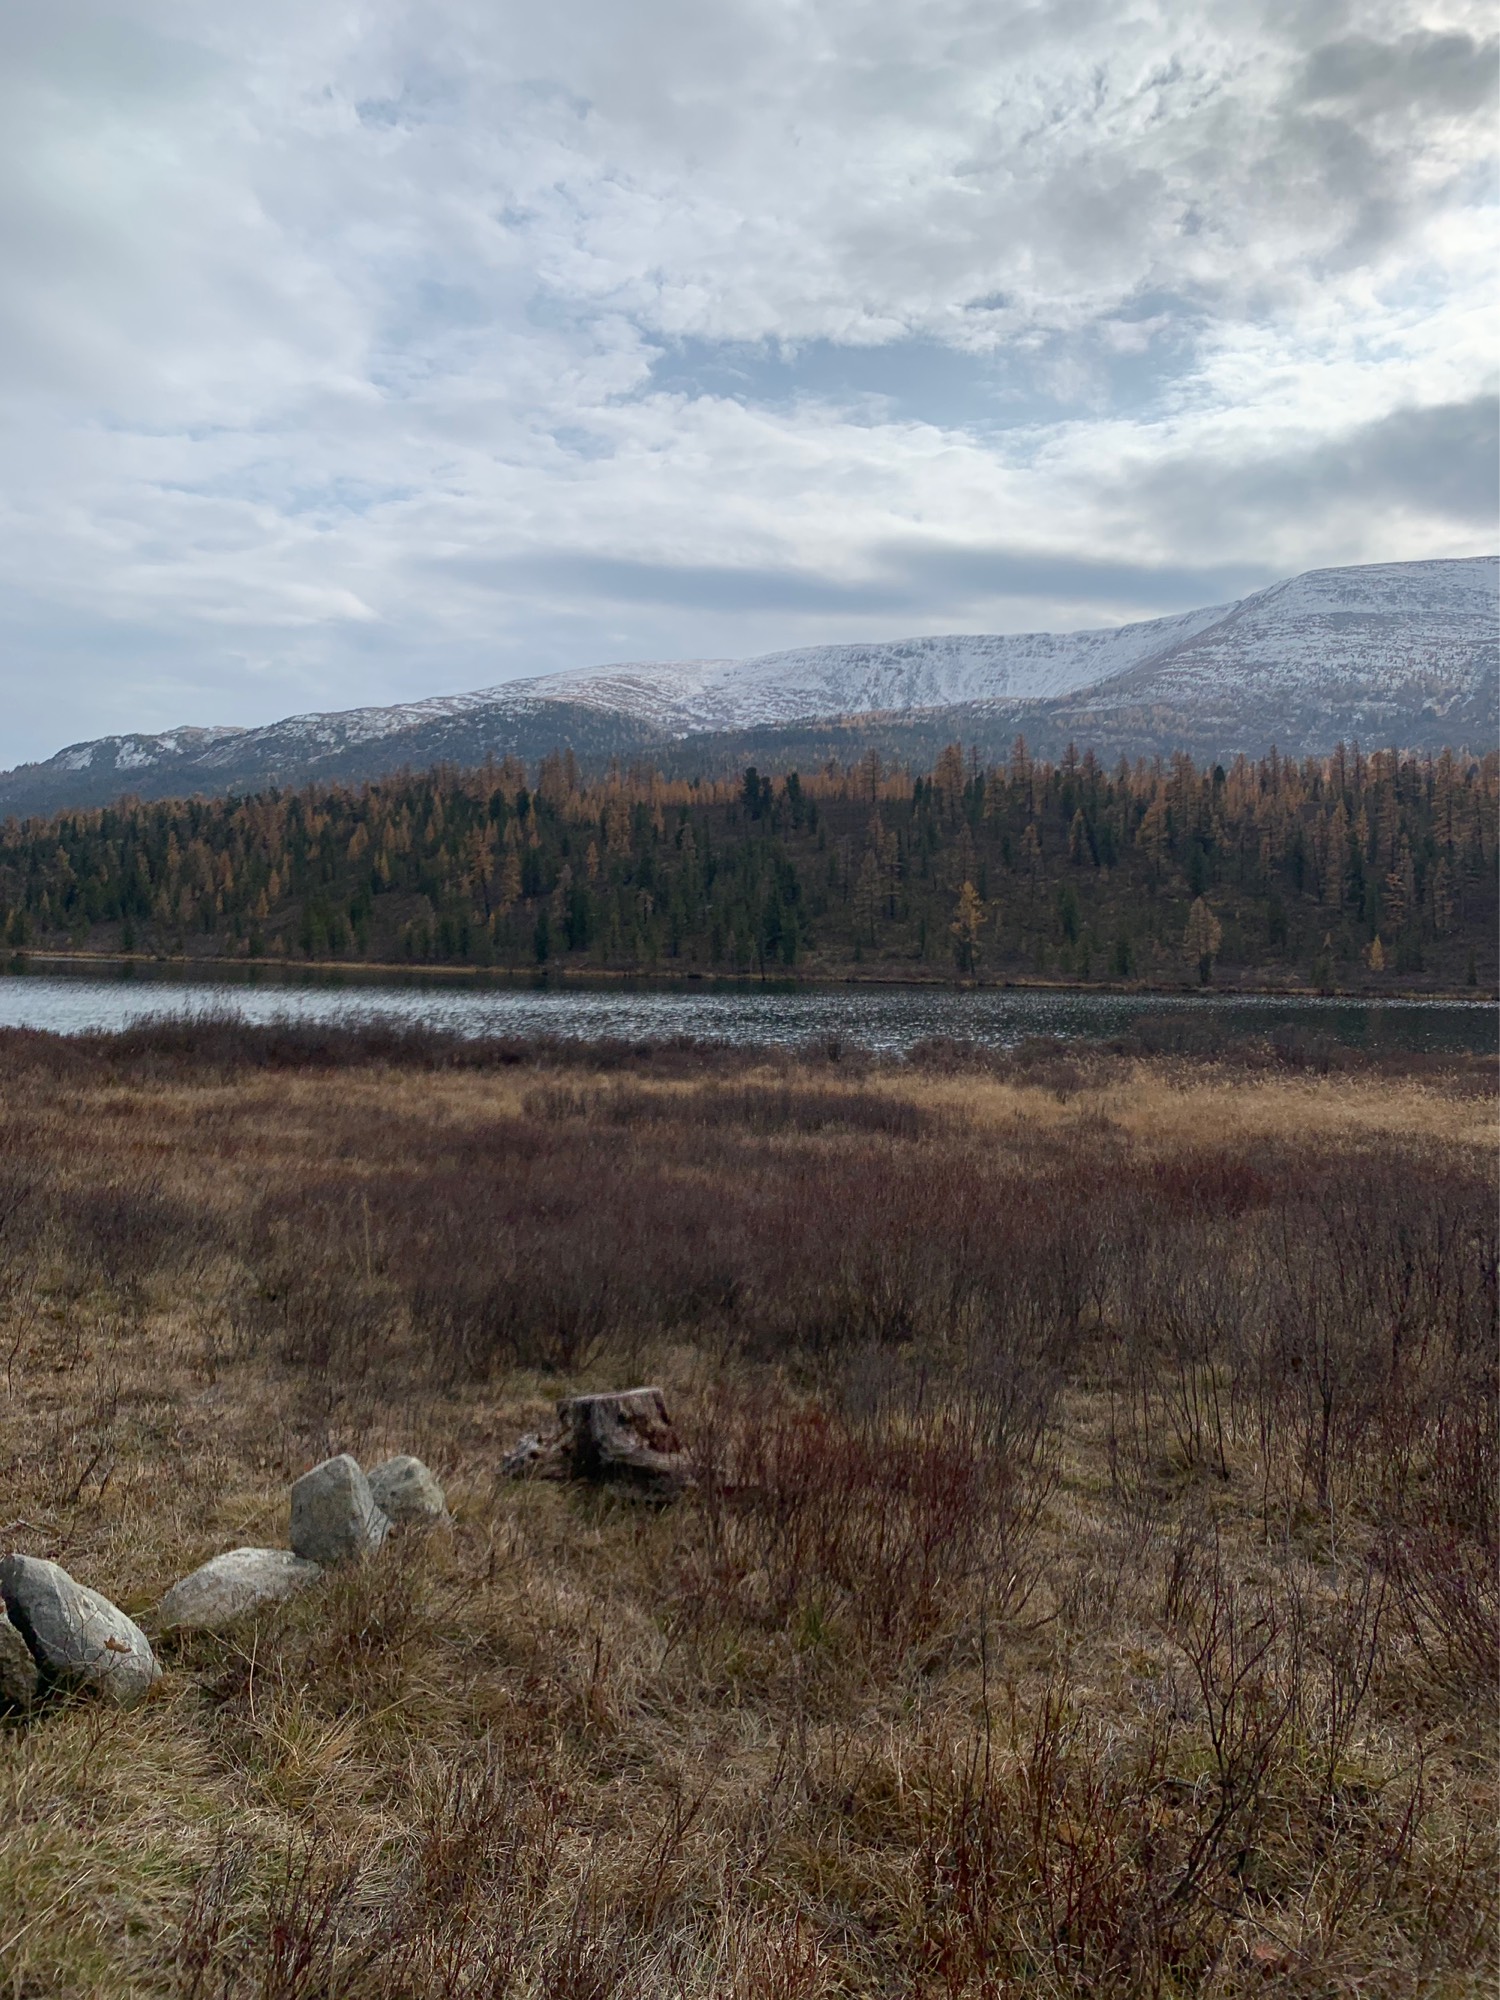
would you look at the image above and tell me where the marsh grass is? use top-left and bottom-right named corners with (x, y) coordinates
top-left (0, 1022), bottom-right (1493, 1996)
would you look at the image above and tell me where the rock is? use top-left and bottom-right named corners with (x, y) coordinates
top-left (367, 1456), bottom-right (447, 1528)
top-left (556, 1388), bottom-right (691, 1495)
top-left (289, 1454), bottom-right (390, 1564)
top-left (157, 1548), bottom-right (322, 1632)
top-left (0, 1603), bottom-right (38, 1710)
top-left (0, 1553), bottom-right (160, 1707)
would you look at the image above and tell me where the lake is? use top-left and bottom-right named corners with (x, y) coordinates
top-left (0, 963), bottom-right (1492, 1055)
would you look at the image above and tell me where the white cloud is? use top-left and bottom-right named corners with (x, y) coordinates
top-left (0, 0), bottom-right (1493, 762)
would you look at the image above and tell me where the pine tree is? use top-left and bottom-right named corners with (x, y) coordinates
top-left (1430, 856), bottom-right (1455, 935)
top-left (853, 851), bottom-right (882, 947)
top-left (1383, 836), bottom-right (1416, 934)
top-left (933, 743), bottom-right (966, 820)
top-left (497, 847), bottom-right (522, 914)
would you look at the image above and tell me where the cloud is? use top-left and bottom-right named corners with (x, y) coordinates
top-left (1298, 29), bottom-right (1498, 118)
top-left (1305, 395), bottom-right (1499, 522)
top-left (0, 0), bottom-right (1493, 763)
top-left (451, 546), bottom-right (1267, 622)
top-left (1110, 396), bottom-right (1500, 548)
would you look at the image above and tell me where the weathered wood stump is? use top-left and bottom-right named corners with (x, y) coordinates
top-left (558, 1387), bottom-right (685, 1486)
top-left (501, 1388), bottom-right (690, 1494)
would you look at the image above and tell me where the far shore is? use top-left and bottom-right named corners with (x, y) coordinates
top-left (4, 946), bottom-right (1493, 1006)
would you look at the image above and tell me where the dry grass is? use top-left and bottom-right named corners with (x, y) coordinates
top-left (0, 1023), bottom-right (1494, 1997)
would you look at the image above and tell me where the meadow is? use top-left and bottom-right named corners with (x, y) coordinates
top-left (0, 1019), bottom-right (1494, 1997)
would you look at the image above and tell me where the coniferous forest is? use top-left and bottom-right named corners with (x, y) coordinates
top-left (0, 741), bottom-right (1494, 989)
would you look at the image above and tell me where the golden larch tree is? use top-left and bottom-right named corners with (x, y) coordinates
top-left (950, 879), bottom-right (986, 974)
top-left (1183, 897), bottom-right (1223, 983)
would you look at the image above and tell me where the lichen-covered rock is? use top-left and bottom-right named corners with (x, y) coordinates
top-left (157, 1548), bottom-right (322, 1632)
top-left (289, 1454), bottom-right (389, 1564)
top-left (0, 1554), bottom-right (160, 1707)
top-left (367, 1456), bottom-right (447, 1528)
top-left (0, 1603), bottom-right (38, 1710)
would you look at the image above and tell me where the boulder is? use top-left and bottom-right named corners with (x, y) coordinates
top-left (367, 1456), bottom-right (447, 1528)
top-left (0, 1603), bottom-right (38, 1710)
top-left (289, 1454), bottom-right (390, 1565)
top-left (157, 1548), bottom-right (322, 1633)
top-left (0, 1553), bottom-right (160, 1707)
top-left (556, 1388), bottom-right (690, 1495)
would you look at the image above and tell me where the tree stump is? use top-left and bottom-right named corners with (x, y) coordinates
top-left (556, 1388), bottom-right (689, 1495)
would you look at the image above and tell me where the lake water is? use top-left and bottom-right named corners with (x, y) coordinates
top-left (0, 963), bottom-right (1493, 1056)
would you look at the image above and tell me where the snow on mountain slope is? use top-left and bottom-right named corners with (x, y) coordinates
top-left (1079, 558), bottom-right (1497, 710)
top-left (48, 726), bottom-right (247, 776)
top-left (165, 599), bottom-right (1234, 768)
top-left (1, 559), bottom-right (1492, 815)
top-left (510, 602), bottom-right (1235, 732)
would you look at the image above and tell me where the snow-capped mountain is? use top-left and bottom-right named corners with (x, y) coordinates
top-left (1034, 557), bottom-right (1497, 762)
top-left (484, 598), bottom-right (1238, 732)
top-left (47, 725), bottom-right (247, 777)
top-left (2, 558), bottom-right (1493, 815)
top-left (1066, 558), bottom-right (1496, 711)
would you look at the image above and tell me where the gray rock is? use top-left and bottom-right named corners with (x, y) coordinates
top-left (157, 1547), bottom-right (322, 1632)
top-left (0, 1553), bottom-right (160, 1707)
top-left (0, 1603), bottom-right (38, 1709)
top-left (289, 1454), bottom-right (390, 1564)
top-left (367, 1456), bottom-right (447, 1528)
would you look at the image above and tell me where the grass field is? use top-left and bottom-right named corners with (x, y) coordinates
top-left (0, 1022), bottom-right (1494, 1997)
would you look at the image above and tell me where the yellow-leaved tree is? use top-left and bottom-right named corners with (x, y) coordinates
top-left (1183, 897), bottom-right (1223, 984)
top-left (951, 880), bottom-right (986, 975)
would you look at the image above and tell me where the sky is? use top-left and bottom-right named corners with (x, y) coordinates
top-left (0, 0), bottom-right (1495, 767)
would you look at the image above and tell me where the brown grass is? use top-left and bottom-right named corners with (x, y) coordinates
top-left (0, 1024), bottom-right (1494, 1997)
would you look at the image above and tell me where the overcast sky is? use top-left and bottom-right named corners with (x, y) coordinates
top-left (0, 0), bottom-right (1494, 765)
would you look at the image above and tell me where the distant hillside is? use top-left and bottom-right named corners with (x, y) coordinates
top-left (1, 558), bottom-right (1493, 817)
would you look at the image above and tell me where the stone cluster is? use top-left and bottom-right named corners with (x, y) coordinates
top-left (0, 1450), bottom-right (446, 1713)
top-left (3, 1395), bottom-right (682, 1718)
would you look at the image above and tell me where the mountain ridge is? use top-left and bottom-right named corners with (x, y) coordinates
top-left (3, 557), bottom-right (1493, 816)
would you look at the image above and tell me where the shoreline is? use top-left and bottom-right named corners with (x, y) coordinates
top-left (3, 948), bottom-right (1494, 1007)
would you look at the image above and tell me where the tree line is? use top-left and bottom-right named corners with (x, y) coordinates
top-left (0, 740), bottom-right (1494, 987)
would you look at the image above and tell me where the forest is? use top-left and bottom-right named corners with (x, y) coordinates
top-left (1, 740), bottom-right (1494, 990)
